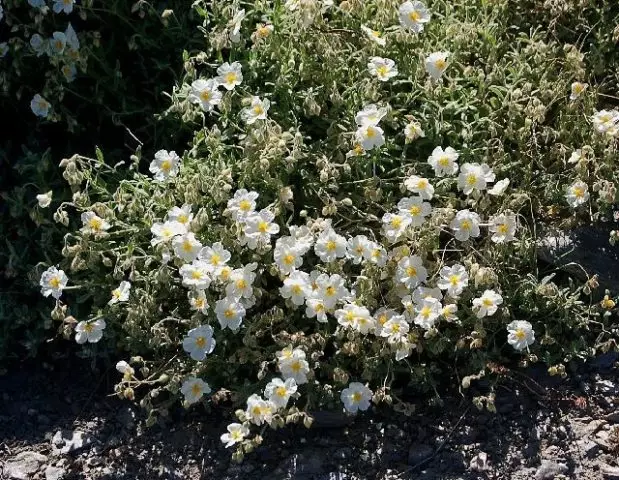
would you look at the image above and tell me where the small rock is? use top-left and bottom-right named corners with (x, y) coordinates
top-left (469, 451), bottom-right (489, 472)
top-left (51, 430), bottom-right (96, 455)
top-left (535, 460), bottom-right (568, 480)
top-left (408, 444), bottom-right (434, 466)
top-left (45, 466), bottom-right (66, 480)
top-left (602, 465), bottom-right (619, 479)
top-left (5, 451), bottom-right (48, 479)
top-left (597, 379), bottom-right (619, 396)
top-left (593, 430), bottom-right (614, 452)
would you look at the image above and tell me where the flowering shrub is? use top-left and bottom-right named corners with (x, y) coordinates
top-left (38, 0), bottom-right (619, 460)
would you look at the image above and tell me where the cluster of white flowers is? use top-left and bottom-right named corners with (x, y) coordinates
top-left (29, 22), bottom-right (81, 118)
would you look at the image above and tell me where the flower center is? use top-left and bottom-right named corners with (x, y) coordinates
top-left (515, 329), bottom-right (526, 340)
top-left (49, 277), bottom-right (61, 288)
top-left (191, 270), bottom-right (203, 280)
top-left (366, 126), bottom-right (376, 138)
top-left (199, 91), bottom-right (211, 102)
top-left (224, 308), bottom-right (234, 318)
top-left (391, 217), bottom-right (402, 228)
top-left (291, 285), bottom-right (302, 295)
top-left (89, 218), bottom-right (102, 230)
top-left (195, 336), bottom-right (207, 348)
top-left (573, 187), bottom-right (585, 198)
top-left (291, 361), bottom-right (302, 373)
top-left (376, 65), bottom-right (389, 77)
top-left (420, 306), bottom-right (432, 318)
top-left (258, 221), bottom-right (269, 233)
top-left (326, 240), bottom-right (337, 251)
top-left (461, 220), bottom-right (471, 231)
top-left (406, 266), bottom-right (417, 277)
top-left (283, 254), bottom-right (295, 265)
top-left (191, 384), bottom-right (202, 396)
top-left (178, 214), bottom-right (189, 224)
top-left (409, 206), bottom-right (421, 216)
top-left (84, 323), bottom-right (94, 333)
top-left (482, 298), bottom-right (494, 307)
top-left (239, 200), bottom-right (251, 211)
top-left (378, 314), bottom-right (388, 325)
top-left (497, 224), bottom-right (509, 234)
top-left (449, 275), bottom-right (460, 286)
top-left (417, 179), bottom-right (427, 189)
top-left (182, 240), bottom-right (193, 252)
top-left (253, 105), bottom-right (264, 115)
top-left (435, 59), bottom-right (447, 70)
top-left (276, 386), bottom-right (288, 397)
top-left (112, 289), bottom-right (121, 299)
top-left (161, 160), bottom-right (172, 172)
top-left (210, 254), bottom-right (221, 265)
top-left (325, 286), bottom-right (336, 296)
top-left (236, 279), bottom-right (247, 289)
top-left (466, 174), bottom-right (477, 186)
top-left (352, 391), bottom-right (363, 403)
top-left (225, 72), bottom-right (237, 84)
top-left (438, 157), bottom-right (450, 167)
top-left (409, 11), bottom-right (421, 21)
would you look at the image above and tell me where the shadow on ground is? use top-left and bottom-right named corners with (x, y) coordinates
top-left (1, 354), bottom-right (619, 479)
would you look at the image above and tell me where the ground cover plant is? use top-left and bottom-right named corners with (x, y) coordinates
top-left (29, 0), bottom-right (619, 461)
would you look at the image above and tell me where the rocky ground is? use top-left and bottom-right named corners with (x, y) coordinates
top-left (2, 355), bottom-right (619, 480)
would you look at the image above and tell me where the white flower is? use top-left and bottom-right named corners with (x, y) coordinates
top-left (75, 319), bottom-right (106, 344)
top-left (341, 382), bottom-right (373, 413)
top-left (80, 211), bottom-right (111, 235)
top-left (368, 57), bottom-right (398, 81)
top-left (225, 263), bottom-right (257, 299)
top-left (188, 78), bottom-right (222, 112)
top-left (278, 347), bottom-right (310, 384)
top-left (346, 235), bottom-right (371, 264)
top-left (280, 271), bottom-right (311, 306)
top-left (61, 64), bottom-right (77, 83)
top-left (181, 377), bottom-right (211, 405)
top-left (288, 225), bottom-right (314, 254)
top-left (397, 197), bottom-right (432, 227)
top-left (242, 96), bottom-right (270, 124)
top-left (437, 264), bottom-right (469, 297)
top-left (315, 273), bottom-right (349, 309)
top-left (363, 241), bottom-right (387, 266)
top-left (507, 320), bottom-right (535, 351)
top-left (188, 290), bottom-right (209, 313)
top-left (314, 228), bottom-right (347, 262)
top-left (361, 25), bottom-right (386, 46)
top-left (179, 261), bottom-right (212, 290)
top-left (65, 23), bottom-right (80, 50)
top-left (428, 146), bottom-right (459, 177)
top-left (404, 121), bottom-right (425, 142)
top-left (30, 34), bottom-right (47, 56)
top-left (245, 394), bottom-right (275, 426)
top-left (115, 360), bottom-right (134, 377)
top-left (380, 315), bottom-right (409, 343)
top-left (566, 180), bottom-right (589, 207)
top-left (30, 94), bottom-right (51, 118)
top-left (403, 175), bottom-right (434, 200)
top-left (414, 298), bottom-right (441, 329)
top-left (489, 212), bottom-right (517, 243)
top-left (173, 232), bottom-right (203, 262)
top-left (167, 204), bottom-right (193, 226)
top-left (252, 23), bottom-right (274, 43)
top-left (373, 308), bottom-right (397, 336)
top-left (396, 255), bottom-right (428, 289)
top-left (592, 110), bottom-right (619, 136)
top-left (488, 178), bottom-right (510, 196)
top-left (150, 221), bottom-right (186, 246)
top-left (355, 104), bottom-right (388, 127)
top-left (40, 266), bottom-right (68, 299)
top-left (53, 0), bottom-right (74, 14)
top-left (457, 163), bottom-right (495, 195)
top-left (441, 303), bottom-right (458, 322)
top-left (36, 191), bottom-right (53, 208)
top-left (216, 61), bottom-right (243, 90)
top-left (472, 290), bottom-right (503, 318)
top-left (335, 304), bottom-right (374, 334)
top-left (28, 0), bottom-right (46, 8)
top-left (398, 0), bottom-right (431, 33)
top-left (570, 82), bottom-right (588, 101)
top-left (450, 209), bottom-right (481, 242)
top-left (49, 32), bottom-right (67, 55)
top-left (265, 377), bottom-right (297, 409)
top-left (228, 8), bottom-right (245, 43)
top-left (242, 209), bottom-right (280, 248)
top-left (198, 243), bottom-right (232, 276)
top-left (395, 337), bottom-right (414, 361)
top-left (0, 43), bottom-right (8, 57)
top-left (149, 150), bottom-right (181, 181)
top-left (226, 189), bottom-right (259, 221)
top-left (382, 212), bottom-right (412, 243)
top-left (221, 423), bottom-right (249, 448)
top-left (306, 297), bottom-right (329, 323)
top-left (412, 286), bottom-right (443, 304)
top-left (401, 295), bottom-right (416, 322)
top-left (109, 281), bottom-right (131, 305)
top-left (274, 237), bottom-right (304, 274)
top-left (355, 123), bottom-right (385, 150)
top-left (215, 297), bottom-right (246, 331)
top-left (425, 51), bottom-right (450, 80)
top-left (182, 325), bottom-right (216, 361)
top-left (220, 422), bottom-right (251, 451)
